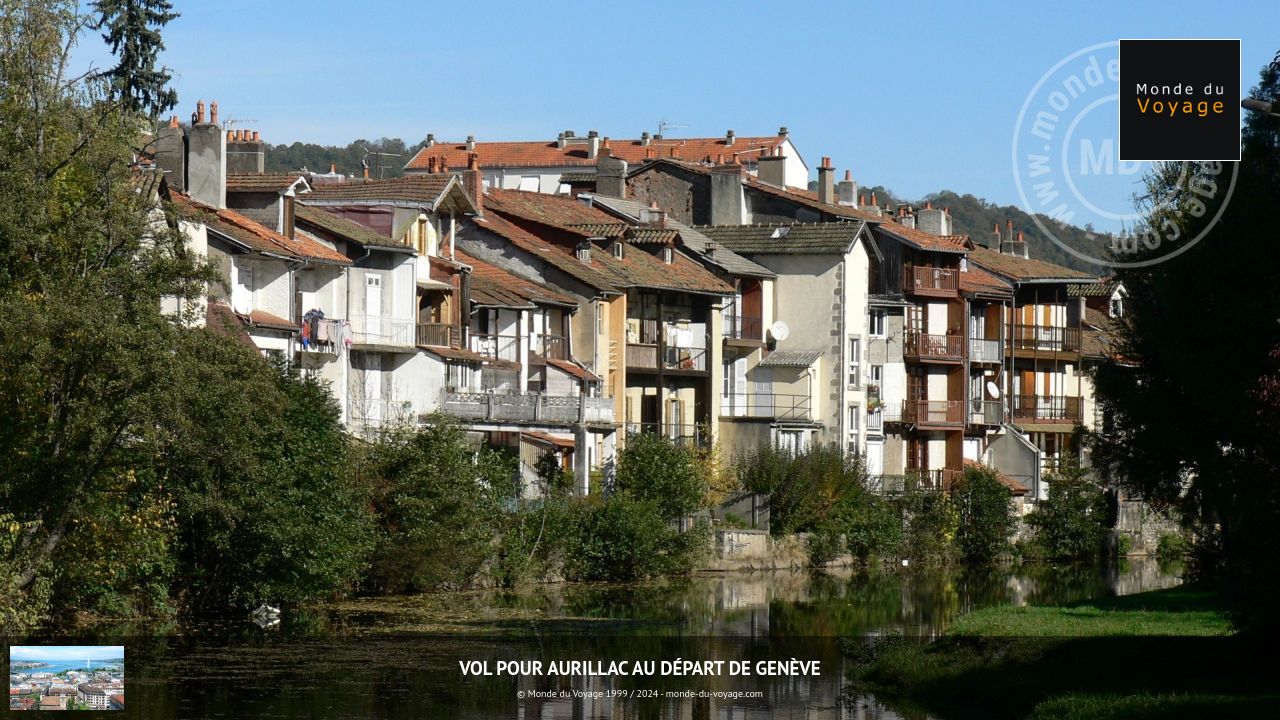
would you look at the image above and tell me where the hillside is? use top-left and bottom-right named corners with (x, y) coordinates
top-left (264, 137), bottom-right (422, 179)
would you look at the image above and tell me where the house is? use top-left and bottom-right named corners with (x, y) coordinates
top-left (403, 128), bottom-right (809, 193)
top-left (77, 684), bottom-right (111, 710)
top-left (39, 695), bottom-right (67, 710)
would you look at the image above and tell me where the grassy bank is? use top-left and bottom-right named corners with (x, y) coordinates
top-left (851, 585), bottom-right (1279, 720)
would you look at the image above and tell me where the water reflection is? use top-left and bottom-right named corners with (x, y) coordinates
top-left (57, 561), bottom-right (1181, 719)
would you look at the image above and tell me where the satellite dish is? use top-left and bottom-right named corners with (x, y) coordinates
top-left (768, 320), bottom-right (790, 342)
top-left (986, 381), bottom-right (1001, 399)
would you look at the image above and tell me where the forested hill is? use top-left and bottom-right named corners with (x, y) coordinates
top-left (861, 185), bottom-right (1110, 273)
top-left (266, 138), bottom-right (1107, 273)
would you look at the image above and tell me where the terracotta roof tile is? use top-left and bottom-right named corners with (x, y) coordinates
top-left (304, 175), bottom-right (456, 205)
top-left (696, 222), bottom-right (865, 255)
top-left (227, 173), bottom-right (307, 193)
top-left (964, 460), bottom-right (1028, 496)
top-left (295, 205), bottom-right (408, 250)
top-left (465, 213), bottom-right (622, 293)
top-left (172, 192), bottom-right (350, 265)
top-left (406, 134), bottom-right (788, 171)
top-left (245, 309), bottom-right (297, 331)
top-left (547, 358), bottom-right (600, 382)
top-left (872, 221), bottom-right (970, 254)
top-left (960, 265), bottom-right (1013, 297)
top-left (455, 249), bottom-right (577, 308)
top-left (967, 246), bottom-right (1095, 281)
top-left (486, 189), bottom-right (629, 237)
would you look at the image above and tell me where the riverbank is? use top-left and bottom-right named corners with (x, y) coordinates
top-left (851, 585), bottom-right (1279, 719)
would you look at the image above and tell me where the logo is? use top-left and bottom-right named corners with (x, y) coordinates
top-left (1012, 41), bottom-right (1237, 269)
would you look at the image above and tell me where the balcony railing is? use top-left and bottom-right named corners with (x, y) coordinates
top-left (1008, 324), bottom-right (1081, 353)
top-left (441, 391), bottom-right (614, 425)
top-left (899, 399), bottom-right (964, 426)
top-left (663, 345), bottom-right (706, 372)
top-left (969, 399), bottom-right (1004, 426)
top-left (625, 342), bottom-right (658, 369)
top-left (904, 468), bottom-right (965, 491)
top-left (720, 393), bottom-right (812, 422)
top-left (415, 322), bottom-right (456, 348)
top-left (348, 315), bottom-right (415, 348)
top-left (469, 333), bottom-right (521, 363)
top-left (904, 266), bottom-right (958, 295)
top-left (350, 398), bottom-right (416, 431)
top-left (867, 410), bottom-right (884, 433)
top-left (969, 337), bottom-right (1002, 364)
top-left (534, 334), bottom-right (570, 361)
top-left (904, 332), bottom-right (964, 361)
top-left (723, 314), bottom-right (764, 341)
top-left (625, 422), bottom-right (709, 449)
top-left (1010, 395), bottom-right (1082, 423)
top-left (298, 318), bottom-right (344, 354)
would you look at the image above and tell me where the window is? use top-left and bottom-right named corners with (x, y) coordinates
top-left (1110, 296), bottom-right (1124, 318)
top-left (869, 309), bottom-right (886, 337)
top-left (663, 247), bottom-right (674, 264)
top-left (870, 364), bottom-right (883, 386)
top-left (848, 337), bottom-right (861, 387)
top-left (848, 405), bottom-right (861, 453)
top-left (518, 175), bottom-right (540, 192)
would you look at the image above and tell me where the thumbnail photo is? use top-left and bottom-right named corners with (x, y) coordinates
top-left (8, 646), bottom-right (124, 711)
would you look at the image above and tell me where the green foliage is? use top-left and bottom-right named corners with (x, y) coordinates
top-left (265, 137), bottom-right (425, 179)
top-left (1155, 532), bottom-right (1191, 565)
top-left (564, 497), bottom-right (706, 582)
top-left (845, 494), bottom-right (903, 562)
top-left (360, 416), bottom-right (517, 593)
top-left (1026, 468), bottom-right (1109, 561)
top-left (951, 466), bottom-right (1016, 564)
top-left (735, 443), bottom-right (867, 535)
top-left (615, 433), bottom-right (707, 521)
top-left (899, 490), bottom-right (958, 564)
top-left (91, 0), bottom-right (179, 117)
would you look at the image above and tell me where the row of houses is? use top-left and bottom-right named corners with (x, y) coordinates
top-left (148, 104), bottom-right (1123, 500)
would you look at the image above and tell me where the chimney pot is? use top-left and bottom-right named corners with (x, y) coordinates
top-left (844, 170), bottom-right (852, 181)
top-left (725, 129), bottom-right (735, 146)
top-left (778, 126), bottom-right (788, 136)
top-left (168, 115), bottom-right (179, 129)
top-left (195, 100), bottom-right (205, 124)
top-left (466, 135), bottom-right (476, 151)
top-left (588, 130), bottom-right (598, 138)
top-left (226, 130), bottom-right (235, 142)
top-left (426, 133), bottom-right (435, 147)
top-left (330, 163), bottom-right (336, 173)
top-left (209, 101), bottom-right (218, 125)
top-left (252, 130), bottom-right (259, 142)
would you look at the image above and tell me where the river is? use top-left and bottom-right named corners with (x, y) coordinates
top-left (98, 560), bottom-right (1180, 719)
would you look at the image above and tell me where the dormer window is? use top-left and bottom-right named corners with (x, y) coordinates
top-left (663, 247), bottom-right (674, 264)
top-left (576, 241), bottom-right (592, 264)
top-left (613, 242), bottom-right (624, 259)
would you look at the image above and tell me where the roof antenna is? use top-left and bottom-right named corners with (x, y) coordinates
top-left (656, 118), bottom-right (686, 139)
top-left (359, 145), bottom-right (402, 180)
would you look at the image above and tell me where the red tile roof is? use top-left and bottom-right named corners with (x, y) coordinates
top-left (967, 246), bottom-right (1095, 282)
top-left (468, 213), bottom-right (622, 293)
top-left (227, 173), bottom-right (307, 193)
top-left (455, 249), bottom-right (578, 308)
top-left (406, 134), bottom-right (789, 170)
top-left (205, 301), bottom-right (259, 351)
top-left (960, 265), bottom-right (1013, 297)
top-left (547, 358), bottom-right (600, 383)
top-left (872, 221), bottom-right (970, 254)
top-left (303, 175), bottom-right (461, 206)
top-left (172, 192), bottom-right (351, 265)
top-left (964, 460), bottom-right (1028, 496)
top-left (486, 189), bottom-right (628, 237)
top-left (246, 309), bottom-right (297, 331)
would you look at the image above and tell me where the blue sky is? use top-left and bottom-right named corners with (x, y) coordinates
top-left (70, 0), bottom-right (1278, 224)
top-left (10, 646), bottom-right (124, 662)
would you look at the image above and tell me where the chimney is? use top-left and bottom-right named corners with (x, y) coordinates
top-left (817, 156), bottom-right (835, 204)
top-left (596, 150), bottom-right (628, 199)
top-left (425, 133), bottom-right (435, 148)
top-left (725, 129), bottom-right (735, 146)
top-left (556, 132), bottom-right (567, 149)
top-left (226, 122), bottom-right (266, 175)
top-left (186, 100), bottom-right (225, 208)
top-left (587, 130), bottom-right (600, 160)
top-left (576, 240), bottom-right (592, 264)
top-left (640, 131), bottom-right (651, 146)
top-left (209, 101), bottom-right (218, 125)
top-left (757, 146), bottom-right (787, 187)
top-left (1000, 222), bottom-right (1028, 258)
top-left (463, 151), bottom-right (484, 215)
top-left (778, 126), bottom-right (788, 138)
top-left (916, 206), bottom-right (950, 236)
top-left (836, 169), bottom-right (858, 207)
top-left (709, 169), bottom-right (744, 225)
top-left (466, 135), bottom-right (476, 152)
top-left (155, 115), bottom-right (186, 192)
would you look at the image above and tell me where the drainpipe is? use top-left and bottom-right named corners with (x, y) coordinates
top-left (449, 211), bottom-right (457, 261)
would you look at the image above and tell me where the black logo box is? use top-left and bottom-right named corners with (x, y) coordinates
top-left (1119, 39), bottom-right (1240, 161)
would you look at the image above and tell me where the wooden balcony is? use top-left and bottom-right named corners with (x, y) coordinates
top-left (904, 332), bottom-right (964, 363)
top-left (528, 334), bottom-right (569, 364)
top-left (903, 265), bottom-right (958, 297)
top-left (723, 314), bottom-right (764, 342)
top-left (1008, 325), bottom-right (1081, 356)
top-left (1010, 395), bottom-right (1082, 424)
top-left (415, 322), bottom-right (457, 348)
top-left (625, 422), bottom-right (709, 449)
top-left (625, 342), bottom-right (708, 373)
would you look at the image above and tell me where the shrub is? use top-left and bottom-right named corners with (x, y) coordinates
top-left (1156, 531), bottom-right (1191, 565)
top-left (615, 433), bottom-right (707, 521)
top-left (900, 490), bottom-right (958, 564)
top-left (1026, 466), bottom-right (1109, 561)
top-left (846, 495), bottom-right (903, 562)
top-left (565, 497), bottom-right (704, 582)
top-left (951, 466), bottom-right (1016, 564)
top-left (736, 443), bottom-right (867, 535)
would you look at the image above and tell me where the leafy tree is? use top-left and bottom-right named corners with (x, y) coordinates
top-left (615, 433), bottom-right (707, 521)
top-left (92, 0), bottom-right (179, 117)
top-left (1026, 467), bottom-right (1109, 561)
top-left (564, 497), bottom-right (702, 582)
top-left (736, 443), bottom-right (868, 535)
top-left (951, 465), bottom-right (1016, 564)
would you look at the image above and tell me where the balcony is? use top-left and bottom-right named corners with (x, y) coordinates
top-left (867, 410), bottom-right (884, 433)
top-left (625, 422), bottom-right (709, 449)
top-left (348, 315), bottom-right (416, 349)
top-left (1008, 325), bottom-right (1081, 355)
top-left (904, 332), bottom-right (964, 362)
top-left (903, 266), bottom-right (958, 297)
top-left (723, 314), bottom-right (764, 342)
top-left (415, 322), bottom-right (457, 348)
top-left (969, 337), bottom-right (1002, 364)
top-left (533, 334), bottom-right (570, 361)
top-left (298, 318), bottom-right (344, 355)
top-left (441, 391), bottom-right (614, 426)
top-left (625, 343), bottom-right (707, 373)
top-left (469, 333), bottom-right (521, 363)
top-left (350, 398), bottom-right (417, 431)
top-left (1010, 395), bottom-right (1082, 424)
top-left (904, 468), bottom-right (964, 491)
top-left (720, 393), bottom-right (812, 422)
top-left (898, 399), bottom-right (964, 427)
top-left (969, 399), bottom-right (1004, 426)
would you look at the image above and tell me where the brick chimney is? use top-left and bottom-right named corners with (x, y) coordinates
top-left (816, 156), bottom-right (835, 204)
top-left (836, 169), bottom-right (858, 207)
top-left (596, 149), bottom-right (628, 199)
top-left (757, 146), bottom-right (787, 187)
top-left (227, 125), bottom-right (265, 174)
top-left (463, 152), bottom-right (484, 216)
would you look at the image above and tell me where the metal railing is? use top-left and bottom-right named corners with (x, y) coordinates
top-left (1010, 395), bottom-right (1082, 422)
top-left (720, 393), bottom-right (812, 421)
top-left (904, 332), bottom-right (964, 360)
top-left (663, 345), bottom-right (707, 371)
top-left (415, 322), bottom-right (456, 348)
top-left (1008, 324), bottom-right (1081, 353)
top-left (723, 314), bottom-right (764, 341)
top-left (441, 391), bottom-right (614, 425)
top-left (867, 410), bottom-right (884, 433)
top-left (969, 337), bottom-right (1002, 363)
top-left (899, 399), bottom-right (965, 426)
top-left (625, 422), bottom-right (709, 448)
top-left (969, 399), bottom-right (1004, 426)
top-left (904, 265), bottom-right (958, 294)
top-left (348, 315), bottom-right (416, 347)
top-left (469, 333), bottom-right (521, 363)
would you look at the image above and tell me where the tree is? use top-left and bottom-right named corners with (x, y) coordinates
top-left (91, 0), bottom-right (179, 117)
top-left (615, 433), bottom-right (707, 521)
top-left (1026, 466), bottom-right (1109, 561)
top-left (951, 465), bottom-right (1016, 564)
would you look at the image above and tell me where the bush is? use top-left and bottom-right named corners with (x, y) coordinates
top-left (615, 433), bottom-right (707, 521)
top-left (736, 443), bottom-right (867, 535)
top-left (846, 495), bottom-right (903, 562)
top-left (951, 466), bottom-right (1016, 564)
top-left (565, 497), bottom-right (703, 582)
top-left (900, 490), bottom-right (958, 564)
top-left (1026, 466), bottom-right (1109, 561)
top-left (1156, 531), bottom-right (1191, 565)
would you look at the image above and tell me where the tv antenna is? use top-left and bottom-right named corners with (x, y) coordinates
top-left (656, 118), bottom-right (686, 137)
top-left (360, 145), bottom-right (403, 180)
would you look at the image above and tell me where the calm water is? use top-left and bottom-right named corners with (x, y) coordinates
top-left (29, 560), bottom-right (1181, 719)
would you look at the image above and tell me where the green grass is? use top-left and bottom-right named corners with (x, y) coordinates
top-left (851, 585), bottom-right (1277, 720)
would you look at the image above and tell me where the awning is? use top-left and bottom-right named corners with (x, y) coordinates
top-left (417, 277), bottom-right (453, 291)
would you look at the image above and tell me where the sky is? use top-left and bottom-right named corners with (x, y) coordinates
top-left (10, 646), bottom-right (124, 662)
top-left (68, 0), bottom-right (1279, 227)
